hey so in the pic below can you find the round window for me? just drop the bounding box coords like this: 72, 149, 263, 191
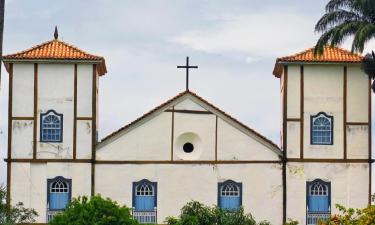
183, 142, 194, 153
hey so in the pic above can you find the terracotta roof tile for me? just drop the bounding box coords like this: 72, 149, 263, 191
273, 46, 363, 77
3, 39, 107, 75
99, 90, 281, 152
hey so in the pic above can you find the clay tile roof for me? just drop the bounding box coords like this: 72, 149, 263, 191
3, 39, 107, 76
273, 46, 363, 78
99, 90, 281, 153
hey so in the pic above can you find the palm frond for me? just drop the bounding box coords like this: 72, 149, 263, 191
315, 9, 362, 32
351, 23, 375, 52
314, 22, 363, 55
326, 0, 358, 12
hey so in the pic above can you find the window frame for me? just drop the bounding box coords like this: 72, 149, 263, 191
47, 176, 72, 211
306, 179, 331, 212
217, 180, 242, 209
310, 112, 334, 145
132, 179, 157, 209
40, 110, 63, 143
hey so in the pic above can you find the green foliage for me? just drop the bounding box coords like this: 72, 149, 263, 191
0, 185, 38, 225
48, 195, 139, 225
284, 218, 299, 225
314, 0, 375, 54
323, 204, 375, 225
165, 201, 270, 225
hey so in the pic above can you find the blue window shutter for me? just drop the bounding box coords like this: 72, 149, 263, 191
49, 193, 69, 210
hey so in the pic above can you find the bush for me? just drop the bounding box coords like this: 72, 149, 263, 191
48, 195, 139, 225
323, 204, 375, 225
166, 201, 270, 225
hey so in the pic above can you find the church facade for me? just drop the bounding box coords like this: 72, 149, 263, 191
2, 33, 371, 225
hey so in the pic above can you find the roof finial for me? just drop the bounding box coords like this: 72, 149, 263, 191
54, 26, 58, 40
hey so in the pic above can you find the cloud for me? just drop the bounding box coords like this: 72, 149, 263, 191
168, 9, 320, 57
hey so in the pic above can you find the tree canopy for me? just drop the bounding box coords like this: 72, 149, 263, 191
165, 201, 270, 225
48, 195, 139, 225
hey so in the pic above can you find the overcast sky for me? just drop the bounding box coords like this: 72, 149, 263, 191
1, 0, 375, 185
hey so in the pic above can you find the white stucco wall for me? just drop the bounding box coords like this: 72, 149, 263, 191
346, 66, 368, 123
95, 163, 283, 225
11, 120, 33, 158
77, 64, 93, 117
346, 125, 369, 159
287, 65, 300, 119
97, 112, 172, 160
76, 120, 92, 159
11, 162, 92, 223
37, 64, 74, 159
217, 118, 279, 160
173, 113, 216, 160
12, 63, 34, 117
303, 65, 344, 159
286, 121, 300, 158
286, 162, 369, 224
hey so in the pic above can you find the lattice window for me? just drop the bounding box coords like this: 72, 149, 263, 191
311, 113, 333, 145
50, 180, 69, 193
220, 183, 240, 197
309, 183, 328, 196
136, 183, 154, 196
41, 110, 63, 142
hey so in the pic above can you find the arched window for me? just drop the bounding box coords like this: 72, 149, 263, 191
307, 179, 330, 212
41, 110, 63, 142
218, 180, 242, 211
133, 180, 157, 212
311, 112, 333, 145
47, 176, 71, 210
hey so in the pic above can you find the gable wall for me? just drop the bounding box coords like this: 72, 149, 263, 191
97, 96, 280, 161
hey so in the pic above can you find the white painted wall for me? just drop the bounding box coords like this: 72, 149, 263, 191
11, 120, 33, 158
287, 65, 300, 119
95, 163, 283, 225
37, 64, 74, 159
77, 64, 93, 117
10, 162, 92, 223
76, 120, 92, 159
346, 67, 368, 123
12, 63, 34, 117
217, 118, 279, 160
286, 162, 369, 224
97, 112, 172, 160
303, 65, 344, 159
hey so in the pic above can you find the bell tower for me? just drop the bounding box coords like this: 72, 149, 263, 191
3, 29, 106, 222
273, 46, 371, 224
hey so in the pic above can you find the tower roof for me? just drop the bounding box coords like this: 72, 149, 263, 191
3, 39, 107, 76
273, 46, 363, 78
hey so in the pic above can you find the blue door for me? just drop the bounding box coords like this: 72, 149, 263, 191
50, 192, 70, 210
308, 182, 329, 212
220, 196, 240, 210
134, 183, 155, 211
308, 195, 329, 212
135, 196, 155, 211
48, 179, 70, 210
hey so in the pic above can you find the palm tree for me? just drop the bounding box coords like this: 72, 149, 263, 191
314, 0, 375, 90
315, 0, 375, 54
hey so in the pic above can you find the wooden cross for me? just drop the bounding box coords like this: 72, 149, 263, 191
177, 56, 198, 91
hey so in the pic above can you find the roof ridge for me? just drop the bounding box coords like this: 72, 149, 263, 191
3, 38, 104, 59
99, 90, 280, 151
273, 45, 364, 77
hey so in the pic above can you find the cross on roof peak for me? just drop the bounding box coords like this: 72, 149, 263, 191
177, 56, 198, 91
